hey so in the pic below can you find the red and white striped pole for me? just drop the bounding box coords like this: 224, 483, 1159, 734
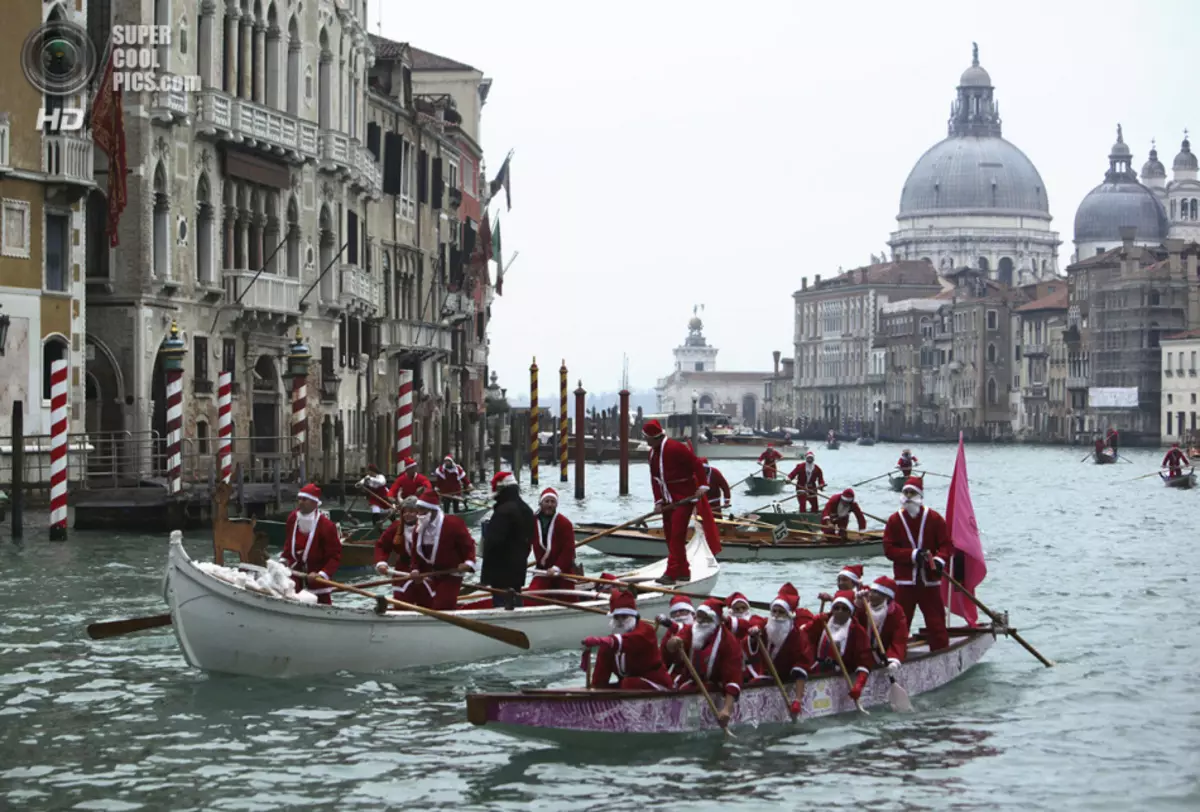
160, 321, 187, 496
396, 369, 414, 468
286, 330, 312, 482
48, 359, 69, 540
217, 371, 232, 483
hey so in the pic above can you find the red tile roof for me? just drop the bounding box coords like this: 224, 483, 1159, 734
1163, 329, 1200, 341
1016, 288, 1068, 312
409, 46, 476, 72
369, 34, 408, 60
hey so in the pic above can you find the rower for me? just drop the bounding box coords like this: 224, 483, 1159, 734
656, 595, 697, 683
744, 583, 813, 710
757, 444, 783, 479
1163, 443, 1190, 478
664, 598, 743, 728
373, 496, 420, 600
388, 457, 433, 501
725, 592, 759, 640
582, 590, 674, 691
786, 451, 825, 513
1106, 426, 1120, 457
356, 463, 392, 521
817, 564, 866, 605
699, 458, 732, 518
643, 418, 711, 585
882, 477, 952, 651
806, 590, 872, 703
528, 487, 578, 600
390, 492, 477, 610
1094, 435, 1105, 455
897, 448, 918, 477
855, 576, 908, 673
280, 484, 342, 605
827, 429, 837, 444
433, 455, 472, 514
820, 488, 866, 540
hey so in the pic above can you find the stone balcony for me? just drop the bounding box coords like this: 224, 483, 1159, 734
352, 144, 382, 198
222, 269, 300, 316
380, 318, 453, 354
149, 75, 192, 123
1024, 343, 1048, 357
1024, 383, 1048, 399
196, 89, 319, 164
866, 372, 886, 385
338, 265, 378, 315
43, 133, 94, 187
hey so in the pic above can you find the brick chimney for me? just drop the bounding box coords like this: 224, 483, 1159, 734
1119, 226, 1137, 277
772, 350, 781, 377
814, 274, 821, 285
801, 278, 808, 291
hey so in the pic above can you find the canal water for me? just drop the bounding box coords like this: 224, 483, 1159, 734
1, 443, 1197, 811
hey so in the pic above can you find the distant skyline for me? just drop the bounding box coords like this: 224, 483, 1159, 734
374, 0, 1192, 396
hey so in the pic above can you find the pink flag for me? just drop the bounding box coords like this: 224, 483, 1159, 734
941, 432, 987, 625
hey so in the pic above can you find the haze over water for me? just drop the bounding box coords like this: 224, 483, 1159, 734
1, 443, 1197, 810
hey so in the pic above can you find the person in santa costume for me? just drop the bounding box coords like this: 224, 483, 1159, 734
656, 595, 697, 682
433, 454, 472, 513
806, 590, 872, 702
1163, 442, 1190, 478
583, 590, 674, 691
699, 458, 732, 517
882, 477, 952, 651
664, 598, 744, 728
642, 419, 715, 584
388, 492, 477, 610
480, 470, 534, 609
1106, 426, 1120, 456
757, 444, 784, 479
724, 592, 761, 641
897, 448, 918, 477
855, 575, 908, 672
786, 451, 825, 512
356, 463, 392, 519
817, 563, 866, 605
820, 487, 866, 540
388, 457, 433, 501
745, 583, 814, 712
527, 487, 578, 601
374, 495, 421, 578
280, 484, 343, 605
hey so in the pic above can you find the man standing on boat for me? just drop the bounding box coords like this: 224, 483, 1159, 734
480, 471, 535, 609
786, 451, 825, 512
433, 455, 472, 514
391, 492, 477, 610
820, 488, 866, 540
643, 419, 719, 585
882, 477, 952, 651
583, 590, 674, 691
388, 457, 433, 501
807, 590, 872, 702
757, 444, 783, 479
1163, 443, 1190, 478
745, 583, 812, 713
528, 487, 577, 599
897, 449, 918, 477
856, 576, 908, 670
664, 598, 743, 727
356, 464, 392, 520
281, 484, 342, 605
699, 458, 731, 518
1106, 426, 1120, 457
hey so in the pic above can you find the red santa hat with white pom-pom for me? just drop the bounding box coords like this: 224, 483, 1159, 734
771, 582, 800, 616
491, 470, 519, 491
298, 483, 322, 506
539, 487, 558, 503
871, 576, 897, 600
902, 477, 924, 497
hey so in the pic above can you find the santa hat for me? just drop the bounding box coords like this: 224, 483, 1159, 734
771, 582, 800, 616
298, 483, 322, 505
402, 457, 417, 471
608, 589, 639, 618
838, 564, 864, 585
695, 597, 725, 621
766, 442, 774, 448
871, 576, 897, 601
725, 592, 750, 611
415, 492, 441, 511
491, 470, 518, 491
830, 589, 857, 612
805, 451, 815, 460
698, 457, 710, 468
840, 488, 855, 503
539, 487, 558, 503
669, 595, 695, 614
902, 477, 924, 496
442, 455, 456, 467
641, 419, 664, 438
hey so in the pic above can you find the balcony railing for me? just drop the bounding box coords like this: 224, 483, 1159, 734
380, 318, 453, 353
149, 76, 191, 121
222, 269, 300, 313
320, 130, 352, 172
353, 144, 382, 197
338, 265, 378, 311
1024, 383, 1048, 399
1024, 343, 1048, 357
43, 133, 93, 185
866, 372, 886, 384
196, 89, 319, 162
1066, 376, 1089, 389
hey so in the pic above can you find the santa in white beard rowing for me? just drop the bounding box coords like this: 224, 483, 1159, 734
280, 483, 342, 604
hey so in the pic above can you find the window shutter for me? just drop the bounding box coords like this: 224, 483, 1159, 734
432, 158, 444, 209
367, 122, 381, 160
382, 132, 401, 194
417, 149, 429, 203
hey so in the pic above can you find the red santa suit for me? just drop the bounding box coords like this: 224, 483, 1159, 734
757, 446, 783, 478
669, 600, 744, 698
882, 478, 952, 651
787, 456, 825, 512
821, 489, 866, 538
527, 488, 577, 599
658, 596, 696, 683
806, 592, 872, 698
281, 485, 342, 605
585, 591, 673, 691
724, 592, 762, 643
388, 458, 433, 500
897, 453, 918, 475
700, 459, 732, 517
1163, 446, 1190, 477
358, 469, 392, 513
433, 457, 471, 510
390, 494, 477, 610
645, 420, 709, 580
855, 576, 909, 666
744, 583, 813, 683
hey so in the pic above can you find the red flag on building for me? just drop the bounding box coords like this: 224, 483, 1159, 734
940, 432, 987, 625
89, 44, 127, 246
478, 212, 493, 263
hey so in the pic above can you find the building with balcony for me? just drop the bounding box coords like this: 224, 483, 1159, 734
875, 298, 944, 436
1160, 330, 1200, 444
793, 260, 942, 435
1014, 285, 1068, 440
0, 1, 92, 439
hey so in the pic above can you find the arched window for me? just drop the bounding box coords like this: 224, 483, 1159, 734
286, 16, 300, 115
153, 163, 170, 278
987, 343, 996, 363
977, 257, 990, 272
318, 28, 331, 129
42, 336, 69, 400
1192, 199, 1199, 220
699, 394, 714, 410
998, 257, 1014, 287
986, 377, 997, 405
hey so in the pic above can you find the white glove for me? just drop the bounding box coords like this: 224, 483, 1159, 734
887, 658, 900, 675
722, 499, 731, 508
374, 561, 389, 575
549, 566, 562, 577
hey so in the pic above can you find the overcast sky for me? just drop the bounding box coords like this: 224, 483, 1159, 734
375, 0, 1193, 397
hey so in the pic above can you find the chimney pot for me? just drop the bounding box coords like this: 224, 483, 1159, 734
814, 274, 821, 284
802, 278, 808, 290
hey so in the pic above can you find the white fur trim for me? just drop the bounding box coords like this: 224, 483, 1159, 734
696, 605, 719, 619
831, 596, 855, 612
609, 607, 639, 617
837, 569, 861, 584
871, 584, 895, 600
462, 560, 478, 573
770, 598, 794, 614
298, 493, 321, 505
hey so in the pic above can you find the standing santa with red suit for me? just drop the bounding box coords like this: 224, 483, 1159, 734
390, 492, 477, 610
757, 444, 784, 478
527, 487, 577, 598
643, 419, 718, 584
388, 457, 433, 500
882, 477, 952, 651
583, 590, 674, 691
281, 484, 343, 604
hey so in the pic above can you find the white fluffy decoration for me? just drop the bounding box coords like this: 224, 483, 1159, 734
195, 558, 314, 602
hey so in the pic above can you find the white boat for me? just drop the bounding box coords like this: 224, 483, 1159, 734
633, 439, 808, 461
163, 529, 721, 678
577, 523, 884, 562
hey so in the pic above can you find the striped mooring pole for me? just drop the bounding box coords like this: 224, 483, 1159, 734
396, 369, 414, 469
286, 330, 311, 483
529, 357, 539, 488
159, 321, 187, 495
559, 360, 568, 482
217, 370, 233, 483
48, 359, 69, 540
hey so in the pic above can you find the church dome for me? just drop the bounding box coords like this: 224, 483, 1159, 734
1074, 126, 1167, 244
1141, 141, 1166, 180
1175, 133, 1197, 172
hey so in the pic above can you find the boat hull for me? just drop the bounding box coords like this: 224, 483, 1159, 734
1161, 471, 1197, 489
577, 524, 883, 562
826, 441, 841, 450
889, 474, 907, 491
855, 437, 876, 446
467, 632, 996, 741
1094, 451, 1117, 465
745, 476, 787, 496
164, 533, 720, 678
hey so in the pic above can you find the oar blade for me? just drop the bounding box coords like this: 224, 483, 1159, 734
889, 679, 914, 713
86, 613, 173, 640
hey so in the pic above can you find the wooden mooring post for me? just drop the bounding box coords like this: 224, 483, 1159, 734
619, 389, 630, 495
574, 381, 586, 499
11, 401, 23, 539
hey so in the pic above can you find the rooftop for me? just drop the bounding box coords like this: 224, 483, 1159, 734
369, 34, 408, 60
1016, 288, 1068, 313
1163, 329, 1200, 341
797, 260, 939, 296
409, 46, 477, 72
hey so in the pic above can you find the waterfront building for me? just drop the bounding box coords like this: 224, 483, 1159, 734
875, 298, 943, 436
1160, 330, 1200, 444
761, 352, 795, 431
655, 311, 770, 425
1014, 285, 1069, 440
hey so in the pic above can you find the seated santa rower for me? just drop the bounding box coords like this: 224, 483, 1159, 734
817, 563, 866, 606
386, 492, 477, 610
656, 596, 697, 684
664, 598, 744, 728
356, 463, 393, 521
725, 592, 761, 640
744, 583, 813, 714
806, 590, 872, 703
582, 590, 674, 691
280, 484, 342, 605
856, 576, 908, 674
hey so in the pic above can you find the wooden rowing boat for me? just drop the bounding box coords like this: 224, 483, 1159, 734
889, 472, 908, 491
855, 437, 876, 446
1160, 468, 1197, 489
743, 510, 821, 532
466, 628, 997, 742
163, 529, 721, 678
1094, 449, 1117, 465
826, 439, 841, 450
574, 522, 883, 562
745, 475, 787, 496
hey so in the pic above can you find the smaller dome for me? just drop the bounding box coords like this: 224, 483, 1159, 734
1141, 141, 1166, 179
688, 315, 703, 331
959, 64, 991, 87
1174, 133, 1197, 172
1074, 184, 1167, 244
1109, 124, 1131, 158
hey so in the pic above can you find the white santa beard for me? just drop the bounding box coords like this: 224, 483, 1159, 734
827, 617, 850, 649
671, 614, 694, 626
296, 513, 316, 533
903, 498, 922, 516
870, 603, 888, 631
609, 616, 636, 634
692, 622, 716, 649
837, 504, 851, 518
766, 618, 792, 649
731, 607, 750, 619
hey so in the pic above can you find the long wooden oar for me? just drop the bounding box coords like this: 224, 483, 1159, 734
559, 571, 773, 611
1130, 469, 1170, 482
676, 643, 734, 737
850, 471, 893, 487
817, 615, 868, 714
756, 636, 800, 720
87, 613, 173, 640
735, 490, 801, 520
724, 464, 765, 493
356, 568, 458, 590
464, 582, 607, 615
863, 603, 913, 712
939, 569, 1053, 668
306, 574, 530, 650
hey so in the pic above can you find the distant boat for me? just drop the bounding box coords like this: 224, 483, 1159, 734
856, 436, 876, 446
